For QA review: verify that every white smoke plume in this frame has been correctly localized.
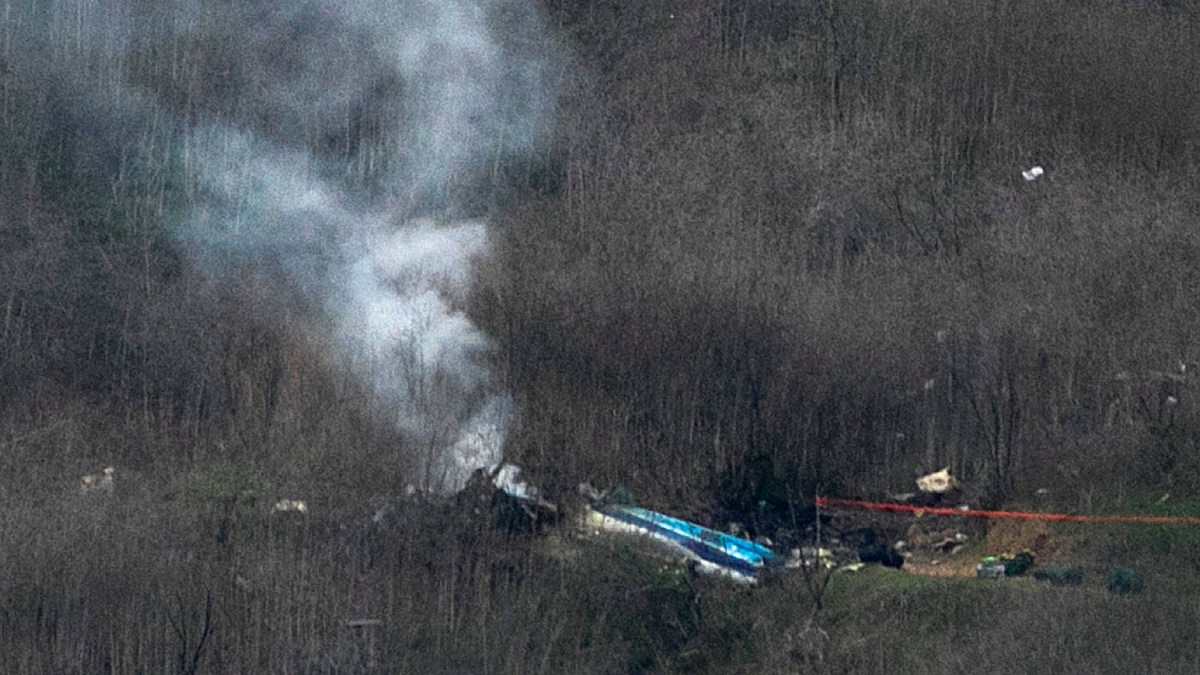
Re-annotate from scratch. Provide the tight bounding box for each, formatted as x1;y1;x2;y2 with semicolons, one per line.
13;0;559;493
177;0;556;492
181;129;516;492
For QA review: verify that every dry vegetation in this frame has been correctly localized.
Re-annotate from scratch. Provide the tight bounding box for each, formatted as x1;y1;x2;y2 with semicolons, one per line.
4;0;1200;672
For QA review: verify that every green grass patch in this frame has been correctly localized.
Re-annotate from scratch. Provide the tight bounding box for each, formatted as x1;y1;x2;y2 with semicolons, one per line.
823;565;1044;636
1119;492;1200;555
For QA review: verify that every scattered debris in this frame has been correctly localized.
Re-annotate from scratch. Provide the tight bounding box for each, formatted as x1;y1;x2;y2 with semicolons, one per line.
787;547;836;570
272;499;308;514
905;523;969;557
898;468;969;508
846;528;905;569
493;463;548;505
80;466;115;495
916;468;958;494
468;465;1118;587
1002;551;1035;576
584;497;781;583
461;466;558;532
859;542;905;568
934;532;969;554
492;486;559;532
976;559;1007;579
975;551;1035;579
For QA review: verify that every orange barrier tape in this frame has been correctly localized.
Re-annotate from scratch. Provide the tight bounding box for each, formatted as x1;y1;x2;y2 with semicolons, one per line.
815;496;1200;525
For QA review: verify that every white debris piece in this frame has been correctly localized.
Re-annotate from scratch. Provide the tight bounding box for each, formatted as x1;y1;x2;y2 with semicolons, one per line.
273;499;309;514
1022;166;1044;181
916;467;958;494
80;466;114;495
786;547;835;570
493;463;541;502
977;563;1006;579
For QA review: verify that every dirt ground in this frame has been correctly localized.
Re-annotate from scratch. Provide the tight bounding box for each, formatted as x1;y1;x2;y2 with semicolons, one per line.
984;519;1073;561
825;509;1078;578
904;518;1077;577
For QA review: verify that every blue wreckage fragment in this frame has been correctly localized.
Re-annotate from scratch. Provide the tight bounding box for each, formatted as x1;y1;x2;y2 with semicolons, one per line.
587;502;783;582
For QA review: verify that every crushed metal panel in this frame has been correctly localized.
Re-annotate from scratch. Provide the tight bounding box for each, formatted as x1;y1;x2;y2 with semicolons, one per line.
916;468;958;494
585;503;781;582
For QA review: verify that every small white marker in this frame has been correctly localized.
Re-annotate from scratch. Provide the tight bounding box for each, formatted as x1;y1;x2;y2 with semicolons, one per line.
1022;166;1044;181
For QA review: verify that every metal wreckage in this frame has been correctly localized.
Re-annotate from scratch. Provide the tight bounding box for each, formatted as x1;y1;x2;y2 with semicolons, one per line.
458;465;786;583
456;464;967;583
452;465;1159;589
580;485;784;582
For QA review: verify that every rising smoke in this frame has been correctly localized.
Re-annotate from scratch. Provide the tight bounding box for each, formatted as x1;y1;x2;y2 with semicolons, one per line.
14;0;560;493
